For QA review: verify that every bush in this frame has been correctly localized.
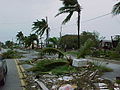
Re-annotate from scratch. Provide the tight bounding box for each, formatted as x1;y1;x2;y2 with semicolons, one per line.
28;59;68;72
28;59;78;75
65;51;79;57
104;51;120;60
2;50;23;59
77;39;95;58
51;65;77;75
116;80;120;84
91;50;101;57
46;44;53;47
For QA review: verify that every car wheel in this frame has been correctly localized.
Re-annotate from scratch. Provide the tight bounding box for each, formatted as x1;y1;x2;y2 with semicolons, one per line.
0;76;6;86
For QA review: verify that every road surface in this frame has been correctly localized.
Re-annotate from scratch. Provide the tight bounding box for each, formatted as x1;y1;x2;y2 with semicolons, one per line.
0;59;22;90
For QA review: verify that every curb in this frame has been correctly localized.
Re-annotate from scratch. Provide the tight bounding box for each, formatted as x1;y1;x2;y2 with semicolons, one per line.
14;59;27;90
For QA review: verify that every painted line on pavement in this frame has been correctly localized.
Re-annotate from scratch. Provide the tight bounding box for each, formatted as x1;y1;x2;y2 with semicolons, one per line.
14;59;27;90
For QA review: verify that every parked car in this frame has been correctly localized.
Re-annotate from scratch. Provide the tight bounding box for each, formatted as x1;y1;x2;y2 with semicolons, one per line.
0;54;7;86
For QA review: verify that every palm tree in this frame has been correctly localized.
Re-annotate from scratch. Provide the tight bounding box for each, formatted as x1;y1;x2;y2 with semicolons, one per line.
5;40;14;49
56;0;81;49
32;17;50;46
112;2;120;15
29;34;39;49
48;37;59;48
23;34;39;49
16;31;24;46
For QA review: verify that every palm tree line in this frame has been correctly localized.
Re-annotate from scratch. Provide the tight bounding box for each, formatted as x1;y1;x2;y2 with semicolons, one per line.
16;32;39;49
16;0;81;49
16;0;119;49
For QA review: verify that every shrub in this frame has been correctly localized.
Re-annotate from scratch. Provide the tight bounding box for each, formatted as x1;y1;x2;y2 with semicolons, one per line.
46;44;53;48
2;50;23;59
116;80;120;84
77;39;95;58
28;59;78;75
28;59;68;72
51;65;77;75
107;51;120;59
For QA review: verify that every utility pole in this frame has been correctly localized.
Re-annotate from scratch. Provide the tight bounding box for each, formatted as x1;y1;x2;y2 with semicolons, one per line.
60;25;62;38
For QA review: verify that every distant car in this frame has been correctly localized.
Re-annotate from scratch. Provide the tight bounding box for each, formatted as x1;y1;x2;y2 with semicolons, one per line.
0;55;7;86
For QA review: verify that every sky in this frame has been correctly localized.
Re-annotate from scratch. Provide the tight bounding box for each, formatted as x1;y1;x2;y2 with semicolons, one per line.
0;0;120;42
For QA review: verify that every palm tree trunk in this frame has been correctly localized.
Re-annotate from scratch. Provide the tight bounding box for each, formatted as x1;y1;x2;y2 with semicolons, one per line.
78;11;81;49
46;17;49;46
46;29;49;46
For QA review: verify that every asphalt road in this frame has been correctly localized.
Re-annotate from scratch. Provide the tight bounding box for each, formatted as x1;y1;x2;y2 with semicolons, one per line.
102;62;120;81
0;59;22;90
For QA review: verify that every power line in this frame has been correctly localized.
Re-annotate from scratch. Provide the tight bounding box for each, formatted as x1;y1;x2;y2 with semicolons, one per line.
82;13;111;23
0;13;112;31
51;13;112;30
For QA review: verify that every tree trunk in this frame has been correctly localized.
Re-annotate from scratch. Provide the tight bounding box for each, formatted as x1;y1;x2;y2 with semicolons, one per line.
46;29;49;46
78;11;81;49
46;17;49;46
32;42;34;49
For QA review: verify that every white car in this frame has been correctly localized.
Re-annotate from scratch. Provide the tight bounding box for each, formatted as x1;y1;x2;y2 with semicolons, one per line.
0;55;7;86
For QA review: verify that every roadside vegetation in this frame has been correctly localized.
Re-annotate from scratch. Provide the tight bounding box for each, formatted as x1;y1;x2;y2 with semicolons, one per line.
2;50;24;59
0;0;120;89
91;42;120;61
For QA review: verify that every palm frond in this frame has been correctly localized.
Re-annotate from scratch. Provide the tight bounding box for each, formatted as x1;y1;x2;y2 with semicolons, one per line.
32;18;49;37
55;9;73;17
42;48;68;59
60;0;78;6
62;11;73;24
112;2;120;15
38;27;46;36
59;6;76;11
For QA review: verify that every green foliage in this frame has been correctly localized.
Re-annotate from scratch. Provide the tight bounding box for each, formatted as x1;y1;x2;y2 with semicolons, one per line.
46;44;53;48
0;42;5;48
2;50;23;59
41;48;67;59
112;2;120;15
90;61;113;72
116;80;120;84
56;0;80;24
65;51;79;57
27;59;77;75
32;19;49;37
24;34;39;49
60;35;78;49
108;51;120;59
92;49;120;60
51;65;77;75
77;39;95;58
115;41;120;53
5;40;14;49
16;31;24;46
93;65;113;72
60;31;100;50
91;50;101;57
28;59;68;73
56;0;81;48
48;37;59;48
80;31;99;47
32;18;50;45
